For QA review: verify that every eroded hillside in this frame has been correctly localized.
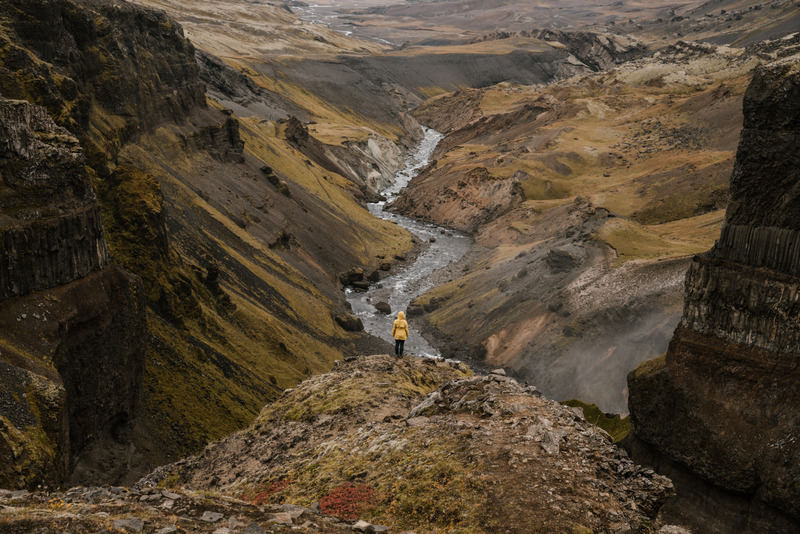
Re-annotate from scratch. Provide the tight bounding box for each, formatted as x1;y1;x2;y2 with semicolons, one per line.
0;0;421;487
309;0;800;48
391;37;800;412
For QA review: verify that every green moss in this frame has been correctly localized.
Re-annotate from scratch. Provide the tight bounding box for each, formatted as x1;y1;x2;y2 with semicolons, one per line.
561;400;631;443
629;353;667;381
277;365;458;423
631;184;728;225
156;469;183;489
264;430;487;533
95;165;167;283
520;176;571;201
0;416;59;489
594;217;704;266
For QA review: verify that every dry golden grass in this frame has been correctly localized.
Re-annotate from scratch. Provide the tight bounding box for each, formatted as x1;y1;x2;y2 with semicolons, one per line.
595;213;722;266
388;36;554;57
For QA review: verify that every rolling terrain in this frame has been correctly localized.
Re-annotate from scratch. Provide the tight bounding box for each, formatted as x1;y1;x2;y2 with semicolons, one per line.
300;0;800;48
393;38;768;412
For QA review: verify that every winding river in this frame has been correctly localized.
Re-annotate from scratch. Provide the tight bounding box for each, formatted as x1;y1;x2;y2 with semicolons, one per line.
346;128;471;357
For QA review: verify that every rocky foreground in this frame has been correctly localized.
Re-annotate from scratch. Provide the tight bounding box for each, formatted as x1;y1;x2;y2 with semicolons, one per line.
1;355;680;533
0;355;692;534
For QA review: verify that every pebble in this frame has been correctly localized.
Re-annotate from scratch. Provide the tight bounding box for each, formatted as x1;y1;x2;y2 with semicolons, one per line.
200;511;224;522
114;518;145;532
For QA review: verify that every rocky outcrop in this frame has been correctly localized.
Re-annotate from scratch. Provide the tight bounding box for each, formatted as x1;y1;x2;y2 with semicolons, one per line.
183;115;246;164
139;355;676;533
0;0;206;170
0;485;366;533
389;165;525;233
472;29;647;71
0;98;145;489
282;117;410;198
0;98;109;299
626;60;800;532
195;49;302;122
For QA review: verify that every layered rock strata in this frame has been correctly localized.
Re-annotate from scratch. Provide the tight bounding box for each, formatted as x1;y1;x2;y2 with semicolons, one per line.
0;0;207;171
0;98;144;489
0;99;109;299
627;60;800;533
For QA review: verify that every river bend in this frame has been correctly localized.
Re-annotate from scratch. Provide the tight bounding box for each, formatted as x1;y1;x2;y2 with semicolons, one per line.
346;128;471;357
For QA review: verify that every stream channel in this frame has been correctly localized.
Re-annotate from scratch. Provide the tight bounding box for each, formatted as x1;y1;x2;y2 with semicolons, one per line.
345;128;471;357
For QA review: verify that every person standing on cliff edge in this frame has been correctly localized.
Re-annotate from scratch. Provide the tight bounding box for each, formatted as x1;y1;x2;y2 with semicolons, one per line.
392;311;409;357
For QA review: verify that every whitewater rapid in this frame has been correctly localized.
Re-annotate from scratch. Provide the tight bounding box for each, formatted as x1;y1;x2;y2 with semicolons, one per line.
345;128;471;357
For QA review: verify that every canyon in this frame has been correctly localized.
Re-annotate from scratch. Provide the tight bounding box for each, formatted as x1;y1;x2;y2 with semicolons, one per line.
0;0;799;532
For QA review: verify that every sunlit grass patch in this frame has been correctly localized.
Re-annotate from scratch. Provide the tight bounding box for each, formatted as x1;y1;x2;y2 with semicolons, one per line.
595;217;705;266
561;399;630;443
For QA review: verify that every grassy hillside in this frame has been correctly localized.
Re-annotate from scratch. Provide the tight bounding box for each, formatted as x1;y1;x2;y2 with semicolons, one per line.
397;40;767;413
0;0;420;474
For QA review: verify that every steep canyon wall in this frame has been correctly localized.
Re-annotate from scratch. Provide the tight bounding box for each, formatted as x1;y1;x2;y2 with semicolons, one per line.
0;100;109;299
0;98;145;489
2;0;424;489
627;60;800;533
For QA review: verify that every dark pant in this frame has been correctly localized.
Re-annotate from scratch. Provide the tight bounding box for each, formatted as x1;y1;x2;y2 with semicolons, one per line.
395;339;405;356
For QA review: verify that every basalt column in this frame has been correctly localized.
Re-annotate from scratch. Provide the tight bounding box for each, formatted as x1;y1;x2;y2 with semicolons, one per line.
626;61;800;533
0;99;145;488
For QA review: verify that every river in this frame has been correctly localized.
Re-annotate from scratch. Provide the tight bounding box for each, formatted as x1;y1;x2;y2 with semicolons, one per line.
345;128;471;357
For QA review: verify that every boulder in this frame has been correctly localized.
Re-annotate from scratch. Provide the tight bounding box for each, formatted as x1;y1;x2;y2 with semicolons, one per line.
545;245;584;273
339;267;365;286
335;314;364;332
374;301;392;314
406;304;425;317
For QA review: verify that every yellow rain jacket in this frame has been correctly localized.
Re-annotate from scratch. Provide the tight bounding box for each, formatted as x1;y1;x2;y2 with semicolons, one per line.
392;311;409;340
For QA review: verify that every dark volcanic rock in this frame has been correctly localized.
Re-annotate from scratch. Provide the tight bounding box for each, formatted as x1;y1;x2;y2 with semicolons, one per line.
0;99;145;489
0;0;206;170
184;116;246;163
473;29;647;72
373;301;391;314
195;49;302;121
545;245;584;273
0;261;146;490
626;60;800;533
0;98;109;299
335;314;364;332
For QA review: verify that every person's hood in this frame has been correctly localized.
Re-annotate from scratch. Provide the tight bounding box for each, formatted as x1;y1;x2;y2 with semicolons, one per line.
397;311;405;320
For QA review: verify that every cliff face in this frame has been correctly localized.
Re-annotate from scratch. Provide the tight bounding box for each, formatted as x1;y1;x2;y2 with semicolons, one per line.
627;60;800;533
0;99;109;298
472;29;647;72
2;0;420;487
0;0;206;170
0;98;145;489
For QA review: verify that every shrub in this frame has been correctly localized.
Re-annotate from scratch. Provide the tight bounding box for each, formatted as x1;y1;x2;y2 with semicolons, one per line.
239;478;293;505
319;482;377;519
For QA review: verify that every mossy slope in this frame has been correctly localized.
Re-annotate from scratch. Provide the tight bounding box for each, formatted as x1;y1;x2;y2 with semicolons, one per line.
0;0;416;475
